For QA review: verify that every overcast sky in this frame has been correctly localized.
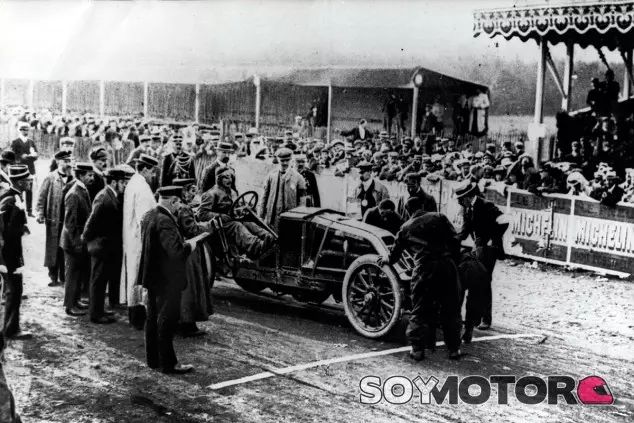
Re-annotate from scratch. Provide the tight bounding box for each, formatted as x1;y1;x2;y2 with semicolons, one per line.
0;0;623;82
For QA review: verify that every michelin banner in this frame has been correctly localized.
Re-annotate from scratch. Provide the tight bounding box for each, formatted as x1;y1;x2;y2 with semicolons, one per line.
233;158;634;278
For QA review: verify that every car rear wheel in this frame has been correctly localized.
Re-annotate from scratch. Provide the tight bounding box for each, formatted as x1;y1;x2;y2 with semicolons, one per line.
292;291;331;304
342;254;403;339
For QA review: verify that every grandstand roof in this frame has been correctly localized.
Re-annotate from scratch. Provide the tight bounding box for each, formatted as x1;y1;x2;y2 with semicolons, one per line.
473;0;634;50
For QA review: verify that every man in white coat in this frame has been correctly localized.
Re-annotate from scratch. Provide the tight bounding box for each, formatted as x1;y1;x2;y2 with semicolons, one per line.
120;154;158;329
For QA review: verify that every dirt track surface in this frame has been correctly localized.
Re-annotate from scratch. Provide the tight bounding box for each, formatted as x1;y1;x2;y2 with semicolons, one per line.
1;208;632;423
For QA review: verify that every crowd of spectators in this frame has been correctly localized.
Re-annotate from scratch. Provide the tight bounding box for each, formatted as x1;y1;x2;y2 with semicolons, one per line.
2;99;634;207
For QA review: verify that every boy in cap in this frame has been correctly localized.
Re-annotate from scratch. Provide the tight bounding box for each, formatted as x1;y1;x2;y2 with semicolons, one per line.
137;186;197;374
10;122;38;217
1;165;33;339
36;150;74;287
61;163;95;317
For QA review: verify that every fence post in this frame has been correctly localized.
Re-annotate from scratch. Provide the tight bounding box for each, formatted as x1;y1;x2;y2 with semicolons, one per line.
194;83;200;123
143;81;149;118
28;79;35;109
62;80;68;115
99;80;105;117
327;84;333;144
0;78;4;109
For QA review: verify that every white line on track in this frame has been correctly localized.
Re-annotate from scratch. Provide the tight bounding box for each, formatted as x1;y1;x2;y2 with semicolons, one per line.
208;333;541;390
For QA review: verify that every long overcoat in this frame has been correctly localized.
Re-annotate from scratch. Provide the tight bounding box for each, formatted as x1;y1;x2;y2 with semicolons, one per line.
36;171;73;267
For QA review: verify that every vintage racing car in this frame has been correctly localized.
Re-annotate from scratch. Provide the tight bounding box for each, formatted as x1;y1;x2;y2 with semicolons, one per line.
215;191;415;339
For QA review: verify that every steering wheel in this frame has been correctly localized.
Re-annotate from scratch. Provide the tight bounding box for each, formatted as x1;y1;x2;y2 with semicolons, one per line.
229;191;259;220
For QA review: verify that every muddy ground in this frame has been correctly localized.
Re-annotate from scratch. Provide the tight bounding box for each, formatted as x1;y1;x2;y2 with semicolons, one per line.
1;209;632;423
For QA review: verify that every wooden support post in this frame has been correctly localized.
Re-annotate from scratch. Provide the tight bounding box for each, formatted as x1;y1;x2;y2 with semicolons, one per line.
62;80;68;115
99;80;105;117
194;83;200;123
534;39;547;125
624;48;633;99
327;84;333;143
143;81;149;118
546;55;565;99
254;75;261;130
562;42;574;112
411;86;419;137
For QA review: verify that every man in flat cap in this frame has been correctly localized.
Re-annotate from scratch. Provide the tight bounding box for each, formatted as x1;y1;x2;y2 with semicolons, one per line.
137;186;197;374
10;122;38;217
1;165;33;339
355;161;389;217
293;154;320;207
259;148;307;232
82;167;131;324
62;162;97;313
200;141;235;194
88;147;108;202
126;134;151;167
36;150;74;287
397;172;437;220
121;154;158;329
160;135;195;187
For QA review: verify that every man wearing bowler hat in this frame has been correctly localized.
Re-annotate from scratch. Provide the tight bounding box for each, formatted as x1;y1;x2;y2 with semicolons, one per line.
121;154;158;329
36;150;74;287
200;141;235;194
260;148;306;232
137;186;197;374
82;167;131;324
1;164;33;339
455;180;509;331
61;163;95;317
10;122;38;217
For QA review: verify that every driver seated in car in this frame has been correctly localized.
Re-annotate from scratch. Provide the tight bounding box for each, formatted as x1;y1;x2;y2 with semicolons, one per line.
197;166;275;260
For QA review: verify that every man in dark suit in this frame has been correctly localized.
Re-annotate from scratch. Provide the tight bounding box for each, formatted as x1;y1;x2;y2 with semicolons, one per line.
397;173;437;220
82;168;131;324
10;122;38;217
88;147;108;202
200;141;235;194
0;165;33;339
137;186;197;374
293;154;320;207
362;199;402;235
160;135;195;187
60;163;95;317
338;119;373;142
456;181;509;332
601;171;624;207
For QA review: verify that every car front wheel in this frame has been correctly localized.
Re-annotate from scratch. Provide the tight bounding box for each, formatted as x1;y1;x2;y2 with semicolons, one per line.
342;254;403;339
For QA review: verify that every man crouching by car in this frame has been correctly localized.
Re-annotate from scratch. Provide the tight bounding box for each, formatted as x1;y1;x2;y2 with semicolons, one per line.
378;196;462;361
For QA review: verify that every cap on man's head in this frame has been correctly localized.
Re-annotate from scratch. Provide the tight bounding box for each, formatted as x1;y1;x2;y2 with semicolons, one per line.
293;154;307;162
454;181;477;199
54;151;72;161
405;172;421;184
1;150;16;164
172;178;196;187
90;147;108;162
172;135;183;144
137;154;159;168
217;141;234;152
276;147;293;160
606;170;619;180
60;137;75;146
17;122;29;130
157;186;183;198
378;199;396;211
515;141;524;148
356;161;373;172
105;168;129;181
139;135;151;143
8;164;30;180
74;162;94;172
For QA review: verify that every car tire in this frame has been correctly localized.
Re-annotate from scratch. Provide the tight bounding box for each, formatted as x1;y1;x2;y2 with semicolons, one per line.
342;254;403;339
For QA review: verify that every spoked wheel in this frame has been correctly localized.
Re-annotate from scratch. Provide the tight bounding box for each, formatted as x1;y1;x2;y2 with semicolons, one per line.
342;254;403;339
292;291;331;305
